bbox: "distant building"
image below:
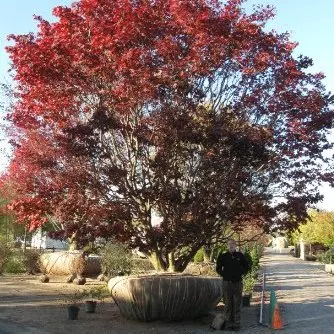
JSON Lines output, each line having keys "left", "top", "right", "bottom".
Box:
{"left": 272, "top": 236, "right": 288, "bottom": 249}
{"left": 31, "top": 228, "right": 68, "bottom": 250}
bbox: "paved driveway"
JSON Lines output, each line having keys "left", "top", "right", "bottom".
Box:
{"left": 259, "top": 250, "right": 334, "bottom": 334}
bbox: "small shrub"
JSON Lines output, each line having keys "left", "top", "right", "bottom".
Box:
{"left": 318, "top": 247, "right": 334, "bottom": 264}
{"left": 243, "top": 272, "right": 255, "bottom": 295}
{"left": 99, "top": 240, "right": 132, "bottom": 277}
{"left": 23, "top": 249, "right": 41, "bottom": 274}
{"left": 3, "top": 252, "right": 25, "bottom": 273}
{"left": 82, "top": 285, "right": 109, "bottom": 302}
{"left": 63, "top": 289, "right": 85, "bottom": 306}
{"left": 243, "top": 244, "right": 260, "bottom": 280}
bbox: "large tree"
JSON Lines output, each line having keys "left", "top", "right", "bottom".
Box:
{"left": 2, "top": 0, "right": 333, "bottom": 271}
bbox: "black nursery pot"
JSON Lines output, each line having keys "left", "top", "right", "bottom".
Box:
{"left": 67, "top": 305, "right": 80, "bottom": 320}
{"left": 85, "top": 300, "right": 97, "bottom": 313}
{"left": 242, "top": 295, "right": 251, "bottom": 307}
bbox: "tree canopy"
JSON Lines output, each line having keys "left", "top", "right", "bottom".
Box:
{"left": 1, "top": 0, "right": 333, "bottom": 271}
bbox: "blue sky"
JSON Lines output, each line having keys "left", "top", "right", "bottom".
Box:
{"left": 0, "top": 0, "right": 333, "bottom": 210}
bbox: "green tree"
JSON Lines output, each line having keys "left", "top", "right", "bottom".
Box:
{"left": 0, "top": 188, "right": 26, "bottom": 243}
{"left": 293, "top": 210, "right": 334, "bottom": 247}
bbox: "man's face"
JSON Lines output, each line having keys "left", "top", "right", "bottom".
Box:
{"left": 227, "top": 240, "right": 236, "bottom": 253}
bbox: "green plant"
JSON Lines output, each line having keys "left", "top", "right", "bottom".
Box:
{"left": 3, "top": 251, "right": 25, "bottom": 273}
{"left": 250, "top": 243, "right": 260, "bottom": 270}
{"left": 193, "top": 248, "right": 204, "bottom": 262}
{"left": 318, "top": 247, "right": 334, "bottom": 264}
{"left": 246, "top": 243, "right": 261, "bottom": 280}
{"left": 83, "top": 285, "right": 109, "bottom": 302}
{"left": 63, "top": 289, "right": 85, "bottom": 306}
{"left": 99, "top": 241, "right": 132, "bottom": 277}
{"left": 242, "top": 273, "right": 255, "bottom": 295}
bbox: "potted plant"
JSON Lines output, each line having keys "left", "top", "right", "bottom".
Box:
{"left": 64, "top": 290, "right": 84, "bottom": 320}
{"left": 82, "top": 285, "right": 109, "bottom": 313}
{"left": 242, "top": 273, "right": 255, "bottom": 307}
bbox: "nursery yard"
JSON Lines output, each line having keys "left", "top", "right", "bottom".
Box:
{"left": 1, "top": 252, "right": 334, "bottom": 333}
{"left": 0, "top": 274, "right": 261, "bottom": 334}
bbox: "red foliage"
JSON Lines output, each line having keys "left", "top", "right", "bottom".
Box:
{"left": 2, "top": 0, "right": 333, "bottom": 270}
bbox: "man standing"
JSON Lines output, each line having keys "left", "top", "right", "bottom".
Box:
{"left": 216, "top": 239, "right": 250, "bottom": 331}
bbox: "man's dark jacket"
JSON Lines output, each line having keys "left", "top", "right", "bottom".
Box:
{"left": 216, "top": 251, "right": 250, "bottom": 282}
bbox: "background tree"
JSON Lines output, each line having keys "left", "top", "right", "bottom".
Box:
{"left": 292, "top": 210, "right": 334, "bottom": 247}
{"left": 2, "top": 0, "right": 333, "bottom": 271}
{"left": 0, "top": 181, "right": 25, "bottom": 244}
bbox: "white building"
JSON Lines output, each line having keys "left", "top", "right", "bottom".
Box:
{"left": 31, "top": 228, "right": 68, "bottom": 250}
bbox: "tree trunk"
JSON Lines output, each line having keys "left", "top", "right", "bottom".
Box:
{"left": 209, "top": 248, "right": 216, "bottom": 262}
{"left": 68, "top": 232, "right": 78, "bottom": 251}
{"left": 148, "top": 252, "right": 166, "bottom": 272}
{"left": 203, "top": 246, "right": 211, "bottom": 263}
{"left": 147, "top": 248, "right": 200, "bottom": 273}
{"left": 23, "top": 224, "right": 27, "bottom": 253}
{"left": 167, "top": 253, "right": 175, "bottom": 272}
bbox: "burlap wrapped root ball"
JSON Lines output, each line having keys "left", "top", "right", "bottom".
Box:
{"left": 108, "top": 274, "right": 223, "bottom": 321}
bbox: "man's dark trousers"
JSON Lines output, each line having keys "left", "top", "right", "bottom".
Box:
{"left": 222, "top": 280, "right": 242, "bottom": 328}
